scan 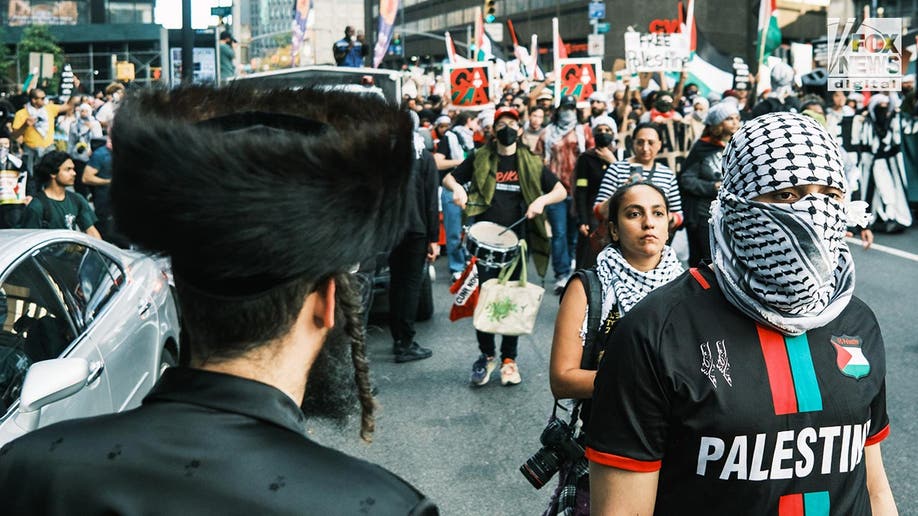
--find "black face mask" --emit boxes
[594,132,615,148]
[496,126,518,146]
[653,100,673,112]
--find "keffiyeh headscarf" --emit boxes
[590,244,684,325]
[709,112,866,335]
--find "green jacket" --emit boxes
[466,144,551,277]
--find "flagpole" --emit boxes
[552,17,560,79]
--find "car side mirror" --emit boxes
[14,358,90,432]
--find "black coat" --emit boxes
[679,138,725,227]
[573,149,612,227]
[0,368,438,516]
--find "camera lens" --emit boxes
[519,447,564,489]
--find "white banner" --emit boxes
[624,31,690,73]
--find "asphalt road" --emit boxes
[309,230,918,515]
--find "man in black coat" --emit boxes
[0,87,438,516]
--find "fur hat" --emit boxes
[110,86,414,297]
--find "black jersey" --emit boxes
[585,266,889,515]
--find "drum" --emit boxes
[465,221,520,269]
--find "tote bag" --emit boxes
[473,240,544,336]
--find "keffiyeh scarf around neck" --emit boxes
[710,112,866,336]
[25,103,49,139]
[590,244,684,325]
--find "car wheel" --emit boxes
[416,266,434,322]
[159,347,177,378]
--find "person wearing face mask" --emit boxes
[679,83,700,116]
[678,101,741,266]
[94,82,125,131]
[857,94,912,233]
[684,96,709,143]
[587,112,897,515]
[538,95,595,293]
[572,115,618,269]
[640,91,682,123]
[443,106,567,387]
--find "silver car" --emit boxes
[0,230,180,446]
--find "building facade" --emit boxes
[2,0,165,93]
[364,0,763,73]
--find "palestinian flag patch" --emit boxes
[831,335,870,380]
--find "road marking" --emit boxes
[846,237,918,264]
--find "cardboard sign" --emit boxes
[446,63,495,109]
[555,58,602,107]
[624,31,690,73]
[0,169,28,205]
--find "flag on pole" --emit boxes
[679,0,734,96]
[445,32,473,64]
[445,31,459,64]
[372,0,401,67]
[474,7,498,61]
[530,34,545,80]
[756,0,781,64]
[507,19,543,80]
[291,0,315,67]
[552,17,567,76]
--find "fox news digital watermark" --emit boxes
[827,17,903,92]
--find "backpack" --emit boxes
[29,189,80,230]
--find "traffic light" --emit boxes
[483,0,496,23]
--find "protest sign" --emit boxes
[624,31,690,73]
[446,62,495,109]
[555,58,602,107]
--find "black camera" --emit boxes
[519,417,584,489]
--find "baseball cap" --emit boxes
[537,91,553,101]
[434,115,452,126]
[559,95,577,108]
[494,106,520,122]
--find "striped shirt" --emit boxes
[594,160,682,215]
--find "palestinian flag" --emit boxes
[757,0,781,64]
[679,0,734,96]
[831,336,871,380]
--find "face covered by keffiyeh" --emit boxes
[709,112,860,336]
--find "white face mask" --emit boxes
[559,110,577,124]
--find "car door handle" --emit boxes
[87,360,105,385]
[138,300,153,316]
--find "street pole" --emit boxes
[181,0,193,84]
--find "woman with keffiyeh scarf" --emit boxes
[542,181,684,516]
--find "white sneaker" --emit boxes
[500,359,521,386]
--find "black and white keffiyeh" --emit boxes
[710,112,862,335]
[592,244,684,321]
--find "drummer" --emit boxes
[443,106,567,387]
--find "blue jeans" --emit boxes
[546,197,574,279]
[441,188,467,273]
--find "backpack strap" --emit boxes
[561,268,603,371]
[32,189,52,229]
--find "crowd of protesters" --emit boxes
[0,82,124,242]
[0,58,912,514]
[403,69,914,290]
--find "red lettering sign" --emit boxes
[449,66,491,107]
